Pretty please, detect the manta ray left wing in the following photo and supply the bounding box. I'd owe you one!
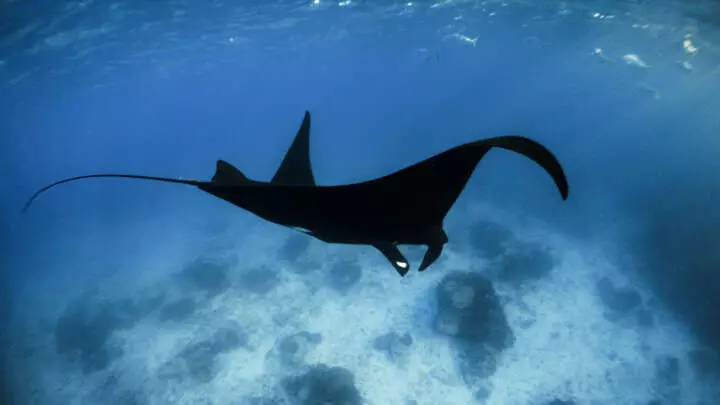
[341,135,569,228]
[271,111,316,186]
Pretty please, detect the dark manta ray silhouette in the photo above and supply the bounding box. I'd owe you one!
[22,111,569,276]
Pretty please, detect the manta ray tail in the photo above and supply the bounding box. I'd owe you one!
[22,159,256,213]
[21,174,207,214]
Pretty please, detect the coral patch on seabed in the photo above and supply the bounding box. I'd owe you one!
[54,296,159,373]
[239,266,282,295]
[468,220,515,260]
[280,364,362,405]
[158,324,247,384]
[492,242,557,286]
[433,271,515,389]
[325,259,363,294]
[177,259,230,297]
[268,331,323,369]
[372,331,413,365]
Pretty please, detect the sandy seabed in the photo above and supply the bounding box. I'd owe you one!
[5,203,719,405]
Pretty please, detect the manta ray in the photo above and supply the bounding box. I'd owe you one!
[22,111,569,276]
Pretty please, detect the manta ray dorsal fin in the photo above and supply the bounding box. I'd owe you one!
[212,160,250,185]
[271,111,316,186]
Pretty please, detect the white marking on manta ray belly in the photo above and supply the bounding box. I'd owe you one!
[291,226,311,234]
[396,261,408,269]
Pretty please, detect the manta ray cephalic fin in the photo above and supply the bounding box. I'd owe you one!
[373,243,410,276]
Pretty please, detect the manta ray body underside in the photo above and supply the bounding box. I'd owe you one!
[23,111,569,276]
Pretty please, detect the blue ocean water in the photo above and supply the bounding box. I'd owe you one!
[1,1,720,404]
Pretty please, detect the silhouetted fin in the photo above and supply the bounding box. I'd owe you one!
[419,226,448,272]
[212,160,250,185]
[482,136,569,200]
[419,244,443,272]
[347,135,569,229]
[21,174,206,214]
[271,111,316,186]
[373,243,410,276]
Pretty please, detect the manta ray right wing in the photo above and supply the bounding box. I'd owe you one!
[348,135,568,226]
[482,136,569,199]
[341,135,569,273]
[271,111,316,186]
